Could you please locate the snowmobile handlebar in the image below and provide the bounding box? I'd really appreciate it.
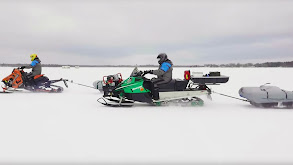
[136,71,152,82]
[15,67,24,71]
[136,71,148,77]
[141,71,147,77]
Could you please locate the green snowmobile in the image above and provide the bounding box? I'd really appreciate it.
[98,67,229,107]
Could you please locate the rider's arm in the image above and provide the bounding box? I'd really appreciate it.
[25,60,39,69]
[153,62,172,76]
[153,69,165,76]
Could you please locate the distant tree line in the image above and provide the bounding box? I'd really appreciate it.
[1,61,293,67]
[202,61,293,67]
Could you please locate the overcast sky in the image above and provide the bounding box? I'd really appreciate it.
[1,0,293,65]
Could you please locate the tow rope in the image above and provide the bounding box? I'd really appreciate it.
[69,80,96,89]
[212,91,249,102]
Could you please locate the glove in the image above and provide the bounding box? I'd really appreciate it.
[20,66,26,69]
[144,70,153,74]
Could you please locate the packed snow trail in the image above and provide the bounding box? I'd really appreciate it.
[1,67,293,164]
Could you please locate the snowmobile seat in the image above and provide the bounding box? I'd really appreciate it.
[157,80,188,92]
[34,75,49,87]
[34,74,44,80]
[174,79,188,91]
[157,80,176,92]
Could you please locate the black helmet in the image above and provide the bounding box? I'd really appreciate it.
[157,53,168,64]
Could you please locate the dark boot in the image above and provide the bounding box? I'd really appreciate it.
[153,87,159,100]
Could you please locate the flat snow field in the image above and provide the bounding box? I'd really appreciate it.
[0,67,293,165]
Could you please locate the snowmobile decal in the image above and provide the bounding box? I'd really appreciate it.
[34,74,44,79]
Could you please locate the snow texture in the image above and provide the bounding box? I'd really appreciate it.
[0,67,293,165]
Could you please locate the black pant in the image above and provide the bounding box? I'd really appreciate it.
[151,79,164,100]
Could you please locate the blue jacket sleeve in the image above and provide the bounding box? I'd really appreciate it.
[31,60,39,67]
[160,62,172,72]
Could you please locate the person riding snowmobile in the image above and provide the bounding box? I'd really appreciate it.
[144,53,173,85]
[144,53,173,100]
[20,54,42,77]
[20,54,44,87]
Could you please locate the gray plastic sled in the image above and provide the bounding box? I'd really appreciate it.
[239,85,293,108]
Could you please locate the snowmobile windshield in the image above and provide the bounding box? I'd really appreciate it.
[130,67,140,77]
[130,67,138,77]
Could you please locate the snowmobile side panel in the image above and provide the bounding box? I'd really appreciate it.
[158,90,209,102]
[124,93,153,103]
[117,77,150,93]
[2,69,24,89]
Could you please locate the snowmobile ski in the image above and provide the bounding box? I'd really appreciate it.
[0,90,13,94]
[1,86,25,93]
[98,97,134,107]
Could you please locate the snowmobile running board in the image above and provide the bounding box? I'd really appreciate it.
[158,90,210,101]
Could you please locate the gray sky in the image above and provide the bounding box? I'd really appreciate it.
[1,0,293,65]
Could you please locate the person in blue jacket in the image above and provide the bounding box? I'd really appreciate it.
[20,54,43,87]
[20,54,42,79]
[144,53,173,100]
[145,53,173,85]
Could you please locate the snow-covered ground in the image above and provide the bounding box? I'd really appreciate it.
[1,66,293,164]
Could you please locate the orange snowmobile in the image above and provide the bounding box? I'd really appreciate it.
[1,68,68,93]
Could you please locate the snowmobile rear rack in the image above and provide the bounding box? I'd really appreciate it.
[49,78,68,88]
[190,76,229,85]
